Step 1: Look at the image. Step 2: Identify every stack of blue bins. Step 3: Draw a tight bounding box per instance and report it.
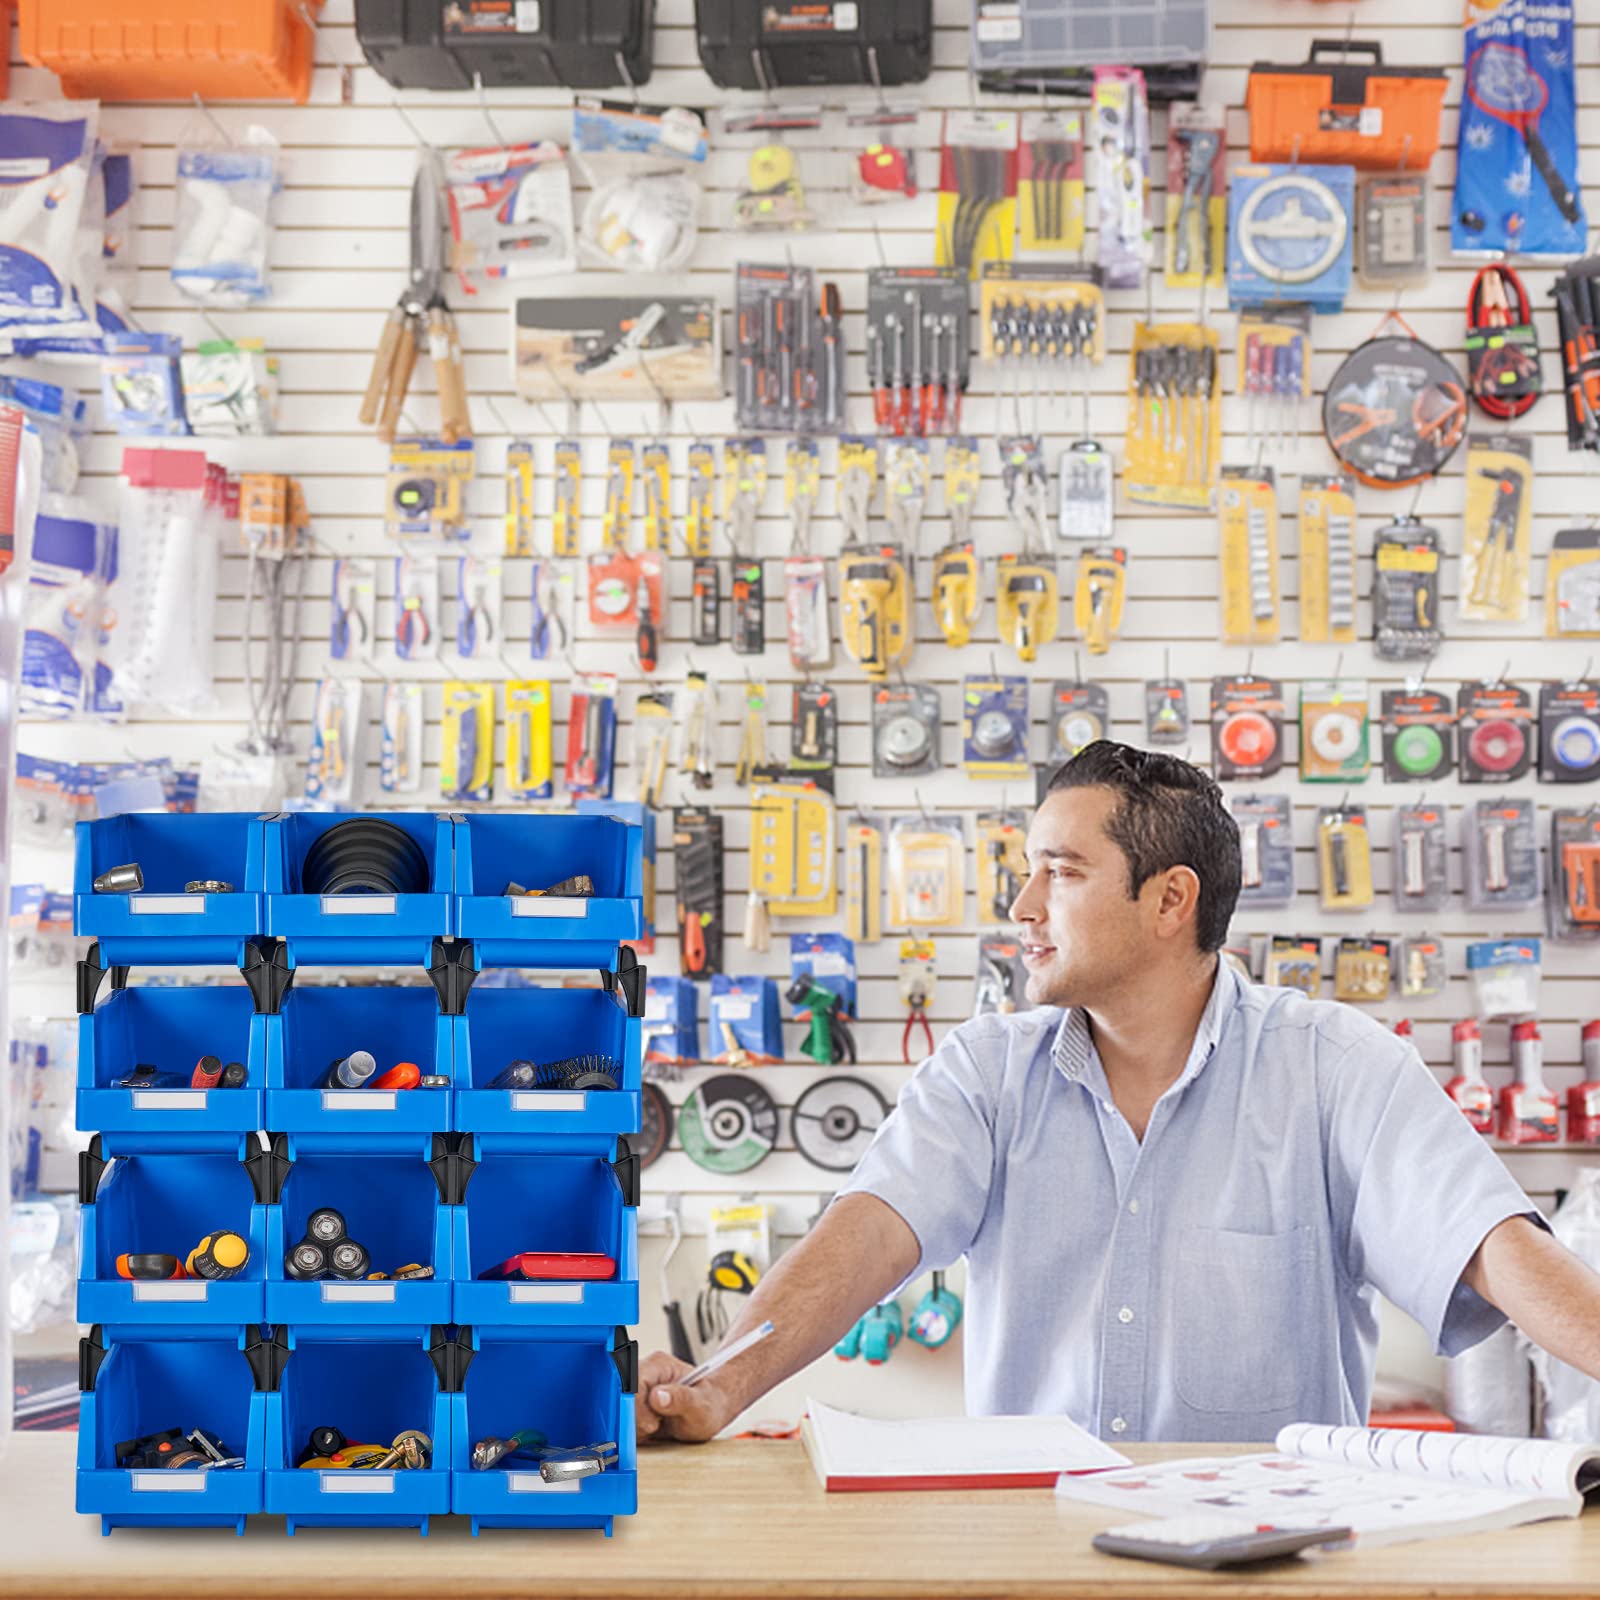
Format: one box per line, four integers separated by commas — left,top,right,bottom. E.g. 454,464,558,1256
73,810,644,1537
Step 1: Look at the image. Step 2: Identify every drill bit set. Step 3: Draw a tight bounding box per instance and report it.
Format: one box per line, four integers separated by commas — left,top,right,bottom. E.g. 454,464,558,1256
865,267,970,438
1125,321,1220,510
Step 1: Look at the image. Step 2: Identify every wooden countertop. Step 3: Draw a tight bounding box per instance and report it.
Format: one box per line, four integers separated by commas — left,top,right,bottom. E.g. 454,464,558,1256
6,1432,1599,1598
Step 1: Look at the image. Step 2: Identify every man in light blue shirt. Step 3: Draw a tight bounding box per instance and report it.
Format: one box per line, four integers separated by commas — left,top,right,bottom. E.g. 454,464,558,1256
639,743,1600,1442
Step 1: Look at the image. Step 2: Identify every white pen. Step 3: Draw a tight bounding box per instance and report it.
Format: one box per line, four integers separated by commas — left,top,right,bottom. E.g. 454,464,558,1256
681,1319,776,1388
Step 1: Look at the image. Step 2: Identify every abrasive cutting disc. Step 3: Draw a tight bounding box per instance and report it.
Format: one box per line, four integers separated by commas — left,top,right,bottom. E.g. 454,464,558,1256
791,1075,890,1173
1392,723,1445,777
1219,710,1278,768
1468,718,1526,774
678,1075,778,1175
1310,710,1363,763
638,1081,672,1169
879,713,932,767
1058,710,1103,755
972,710,1018,758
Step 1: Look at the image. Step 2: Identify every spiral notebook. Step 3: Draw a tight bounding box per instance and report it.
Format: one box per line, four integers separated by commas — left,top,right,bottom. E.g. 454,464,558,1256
1053,1424,1600,1547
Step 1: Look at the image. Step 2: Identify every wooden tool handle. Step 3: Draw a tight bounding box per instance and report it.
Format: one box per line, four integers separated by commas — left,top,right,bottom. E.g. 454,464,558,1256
434,309,472,443
360,305,406,427
377,321,418,443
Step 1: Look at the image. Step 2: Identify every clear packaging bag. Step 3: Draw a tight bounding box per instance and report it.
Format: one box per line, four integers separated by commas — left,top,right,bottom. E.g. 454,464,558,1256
572,99,707,273
171,126,281,306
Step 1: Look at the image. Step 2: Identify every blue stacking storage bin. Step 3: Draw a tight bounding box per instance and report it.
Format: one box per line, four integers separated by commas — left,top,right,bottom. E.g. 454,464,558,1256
451,1146,638,1329
263,812,453,964
78,1142,267,1326
265,1327,451,1533
77,1330,267,1533
453,985,640,1149
75,813,265,965
78,983,266,1140
266,983,452,1142
449,1328,637,1534
454,813,641,968
267,1140,453,1327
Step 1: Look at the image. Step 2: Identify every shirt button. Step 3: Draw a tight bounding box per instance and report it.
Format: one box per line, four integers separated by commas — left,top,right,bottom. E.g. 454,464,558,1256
1110,1417,1128,1434
1118,1306,1134,1324
1127,1199,1140,1215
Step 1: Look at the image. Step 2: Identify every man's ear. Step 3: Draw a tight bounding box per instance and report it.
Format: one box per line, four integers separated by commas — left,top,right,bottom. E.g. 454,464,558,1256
1153,866,1201,941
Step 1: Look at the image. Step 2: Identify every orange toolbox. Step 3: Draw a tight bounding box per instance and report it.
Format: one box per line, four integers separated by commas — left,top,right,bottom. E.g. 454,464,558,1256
1247,40,1446,171
19,0,323,102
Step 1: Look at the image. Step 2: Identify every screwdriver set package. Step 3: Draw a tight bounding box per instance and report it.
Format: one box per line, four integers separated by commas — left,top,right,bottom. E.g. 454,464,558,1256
734,263,844,434
1125,321,1221,511
866,267,970,437
1466,798,1541,912
1231,791,1294,908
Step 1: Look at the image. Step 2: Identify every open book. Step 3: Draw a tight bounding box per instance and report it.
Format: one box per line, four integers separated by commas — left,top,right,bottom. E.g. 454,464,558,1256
801,1398,1130,1493
1054,1424,1600,1547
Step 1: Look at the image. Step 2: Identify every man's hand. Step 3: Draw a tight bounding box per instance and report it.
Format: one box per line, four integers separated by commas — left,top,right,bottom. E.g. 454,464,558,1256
636,1351,737,1444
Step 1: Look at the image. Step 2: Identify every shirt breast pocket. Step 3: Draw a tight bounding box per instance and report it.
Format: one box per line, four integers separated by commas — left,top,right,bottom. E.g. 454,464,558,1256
1174,1225,1313,1416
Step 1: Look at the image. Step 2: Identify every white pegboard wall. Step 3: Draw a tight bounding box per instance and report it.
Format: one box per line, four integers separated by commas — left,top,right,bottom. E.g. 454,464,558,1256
8,0,1600,1227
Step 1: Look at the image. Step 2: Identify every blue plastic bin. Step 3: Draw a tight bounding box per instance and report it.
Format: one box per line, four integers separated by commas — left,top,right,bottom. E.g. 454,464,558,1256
79,1144,266,1325
74,814,264,964
265,1328,451,1533
266,984,452,1143
78,983,265,1140
266,1142,452,1326
77,1331,266,1533
449,1328,636,1534
454,813,641,968
453,986,639,1150
263,812,453,964
451,1149,637,1328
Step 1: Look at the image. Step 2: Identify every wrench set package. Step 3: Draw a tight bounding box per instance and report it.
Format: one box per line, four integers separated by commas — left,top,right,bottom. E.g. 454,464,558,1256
866,268,969,437
734,263,843,435
74,807,647,1533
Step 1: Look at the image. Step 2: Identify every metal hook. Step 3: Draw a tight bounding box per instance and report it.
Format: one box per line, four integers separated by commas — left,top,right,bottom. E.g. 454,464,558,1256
472,73,508,147
873,220,889,269
614,50,642,109
199,310,233,344
191,92,233,145
1407,481,1425,520
1333,650,1345,682
751,47,774,102
638,357,673,441
390,98,433,151
1245,650,1255,679
914,787,933,823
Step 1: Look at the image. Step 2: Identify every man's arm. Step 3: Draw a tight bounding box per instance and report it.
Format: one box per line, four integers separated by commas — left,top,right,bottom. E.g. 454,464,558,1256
636,1193,920,1444
1463,1215,1600,1382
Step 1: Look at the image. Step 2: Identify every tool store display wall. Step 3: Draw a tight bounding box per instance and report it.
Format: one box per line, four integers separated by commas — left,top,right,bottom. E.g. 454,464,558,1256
12,0,1600,1423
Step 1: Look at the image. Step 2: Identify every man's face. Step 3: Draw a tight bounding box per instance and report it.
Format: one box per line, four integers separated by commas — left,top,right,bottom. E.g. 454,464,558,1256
1010,787,1153,1008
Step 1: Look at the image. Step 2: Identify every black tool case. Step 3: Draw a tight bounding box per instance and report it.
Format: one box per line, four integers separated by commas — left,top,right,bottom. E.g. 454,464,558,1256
355,0,654,91
695,0,931,90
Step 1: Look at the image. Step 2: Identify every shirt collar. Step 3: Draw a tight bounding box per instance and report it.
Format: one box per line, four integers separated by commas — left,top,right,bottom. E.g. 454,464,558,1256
1050,957,1236,1097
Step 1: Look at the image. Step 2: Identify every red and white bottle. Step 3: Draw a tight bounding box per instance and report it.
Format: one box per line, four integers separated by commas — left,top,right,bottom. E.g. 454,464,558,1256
1445,1020,1494,1135
1569,1020,1600,1145
1498,1020,1560,1144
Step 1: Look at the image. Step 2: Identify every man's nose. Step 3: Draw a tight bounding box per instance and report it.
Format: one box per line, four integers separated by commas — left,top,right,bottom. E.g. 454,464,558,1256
1010,870,1043,926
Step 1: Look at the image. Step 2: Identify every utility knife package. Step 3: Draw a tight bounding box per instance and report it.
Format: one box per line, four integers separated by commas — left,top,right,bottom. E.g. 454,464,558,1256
695,0,932,89
513,296,722,403
356,0,655,90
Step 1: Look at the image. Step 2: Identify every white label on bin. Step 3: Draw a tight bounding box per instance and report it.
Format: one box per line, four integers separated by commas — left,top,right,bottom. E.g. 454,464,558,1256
322,1092,397,1112
133,1281,208,1303
511,1090,584,1113
510,896,588,919
131,1090,207,1111
508,1474,579,1495
320,896,397,915
322,1282,395,1303
510,1283,583,1305
129,896,201,915
718,998,753,1020
132,1472,206,1493
322,1472,393,1494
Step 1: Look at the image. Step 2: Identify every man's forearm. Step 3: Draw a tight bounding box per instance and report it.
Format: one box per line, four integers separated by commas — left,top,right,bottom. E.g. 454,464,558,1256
704,1193,921,1415
1466,1215,1600,1381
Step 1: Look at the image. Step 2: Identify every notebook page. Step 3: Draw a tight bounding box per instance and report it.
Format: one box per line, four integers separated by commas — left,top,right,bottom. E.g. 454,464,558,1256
807,1398,1129,1479
1278,1424,1597,1507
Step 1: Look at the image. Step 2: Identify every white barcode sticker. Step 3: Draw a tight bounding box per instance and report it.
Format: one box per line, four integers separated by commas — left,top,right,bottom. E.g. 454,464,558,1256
834,2,858,26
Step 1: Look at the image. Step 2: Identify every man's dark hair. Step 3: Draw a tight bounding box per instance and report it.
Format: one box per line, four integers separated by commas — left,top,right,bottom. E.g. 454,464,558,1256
1046,740,1241,953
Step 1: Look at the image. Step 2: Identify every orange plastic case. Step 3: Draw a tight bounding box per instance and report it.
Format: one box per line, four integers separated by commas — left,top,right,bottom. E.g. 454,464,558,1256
1247,40,1446,172
20,0,322,102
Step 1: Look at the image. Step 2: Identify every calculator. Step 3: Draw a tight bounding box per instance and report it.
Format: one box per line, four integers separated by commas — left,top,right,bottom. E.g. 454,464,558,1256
1091,1515,1352,1570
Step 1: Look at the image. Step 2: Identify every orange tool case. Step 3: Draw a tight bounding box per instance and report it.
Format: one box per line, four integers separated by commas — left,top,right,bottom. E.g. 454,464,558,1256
1247,40,1446,171
20,0,322,102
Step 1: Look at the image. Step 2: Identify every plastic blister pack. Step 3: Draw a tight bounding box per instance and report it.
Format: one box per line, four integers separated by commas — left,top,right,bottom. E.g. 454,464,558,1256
1465,797,1540,912
446,141,575,292
1231,793,1295,908
1392,802,1448,913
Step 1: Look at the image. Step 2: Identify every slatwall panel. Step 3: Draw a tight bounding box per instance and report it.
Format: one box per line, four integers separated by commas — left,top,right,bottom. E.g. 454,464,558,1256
14,0,1600,1266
